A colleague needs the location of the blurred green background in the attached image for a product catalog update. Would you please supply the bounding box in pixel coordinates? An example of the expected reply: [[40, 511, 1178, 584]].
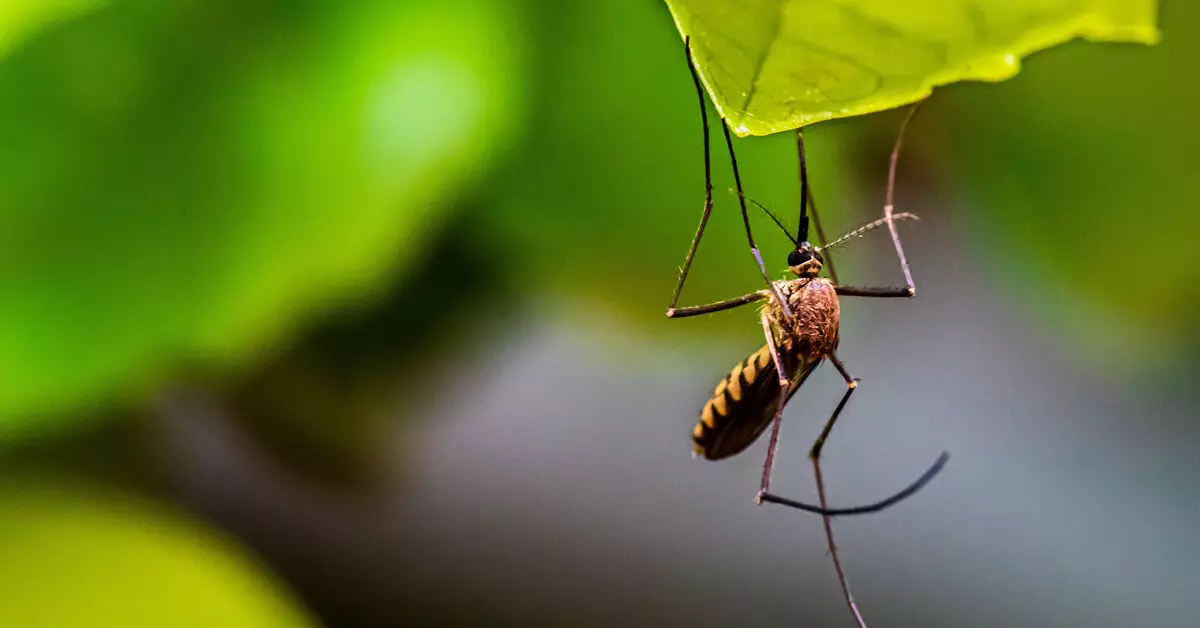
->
[[0, 1, 1196, 627]]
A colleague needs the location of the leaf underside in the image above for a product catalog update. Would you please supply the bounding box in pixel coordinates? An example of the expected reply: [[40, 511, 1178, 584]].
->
[[665, 0, 1159, 136], [0, 0, 104, 59]]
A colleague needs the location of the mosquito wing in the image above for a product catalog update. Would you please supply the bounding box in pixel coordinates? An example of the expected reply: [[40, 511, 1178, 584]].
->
[[692, 344, 818, 461]]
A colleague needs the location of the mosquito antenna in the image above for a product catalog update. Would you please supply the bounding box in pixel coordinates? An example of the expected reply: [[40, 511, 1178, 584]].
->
[[797, 130, 811, 243], [734, 190, 799, 247], [818, 212, 920, 252]]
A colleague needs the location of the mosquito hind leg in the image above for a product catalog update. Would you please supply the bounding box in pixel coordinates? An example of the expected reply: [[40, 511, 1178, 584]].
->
[[756, 349, 950, 517], [753, 349, 948, 515], [811, 352, 868, 628], [751, 322, 951, 518]]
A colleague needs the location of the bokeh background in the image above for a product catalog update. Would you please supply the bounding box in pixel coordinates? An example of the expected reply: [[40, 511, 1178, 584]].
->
[[1, 1, 1196, 627]]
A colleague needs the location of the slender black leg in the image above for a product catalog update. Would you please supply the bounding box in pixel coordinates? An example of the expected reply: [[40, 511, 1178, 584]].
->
[[667, 291, 766, 318], [723, 122, 793, 318], [812, 352, 867, 628], [797, 130, 841, 284], [758, 453, 949, 515], [666, 37, 716, 315], [835, 285, 913, 298], [754, 346, 949, 515], [813, 454, 869, 628], [755, 351, 950, 627], [811, 353, 860, 459], [807, 189, 840, 285]]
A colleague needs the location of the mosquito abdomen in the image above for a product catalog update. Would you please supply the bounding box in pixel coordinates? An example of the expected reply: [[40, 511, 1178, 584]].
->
[[692, 345, 778, 460]]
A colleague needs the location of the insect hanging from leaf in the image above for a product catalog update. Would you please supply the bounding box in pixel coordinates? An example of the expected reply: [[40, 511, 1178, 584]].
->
[[667, 36, 950, 628]]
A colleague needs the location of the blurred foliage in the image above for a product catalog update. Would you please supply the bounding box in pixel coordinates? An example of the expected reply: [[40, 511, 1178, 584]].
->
[[0, 0, 526, 430], [0, 0, 104, 59], [0, 479, 313, 627], [937, 0, 1198, 361], [226, 207, 512, 486], [665, 0, 1159, 134]]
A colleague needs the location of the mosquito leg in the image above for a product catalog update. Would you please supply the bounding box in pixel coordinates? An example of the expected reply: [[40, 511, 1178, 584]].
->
[[835, 285, 913, 298], [758, 453, 949, 515], [667, 37, 716, 314], [796, 130, 841, 285], [812, 352, 859, 459], [756, 311, 790, 501], [723, 123, 793, 319], [881, 100, 925, 295], [808, 190, 839, 285], [757, 351, 950, 515], [754, 345, 948, 515], [813, 456, 869, 628], [667, 290, 767, 319], [811, 351, 867, 628]]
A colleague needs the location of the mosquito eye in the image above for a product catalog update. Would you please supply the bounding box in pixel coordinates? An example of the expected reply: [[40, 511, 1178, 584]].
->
[[787, 250, 808, 267], [814, 250, 824, 264]]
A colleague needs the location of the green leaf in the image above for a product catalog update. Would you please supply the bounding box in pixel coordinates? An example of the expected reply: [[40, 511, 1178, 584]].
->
[[0, 0, 104, 60], [0, 0, 526, 431], [665, 0, 1159, 135], [0, 480, 314, 627]]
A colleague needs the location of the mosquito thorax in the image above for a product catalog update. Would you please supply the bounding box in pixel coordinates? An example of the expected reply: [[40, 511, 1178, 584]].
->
[[787, 244, 824, 277]]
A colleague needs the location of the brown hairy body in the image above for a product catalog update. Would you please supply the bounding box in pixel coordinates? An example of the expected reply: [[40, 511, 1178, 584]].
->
[[771, 277, 841, 359], [692, 277, 840, 460]]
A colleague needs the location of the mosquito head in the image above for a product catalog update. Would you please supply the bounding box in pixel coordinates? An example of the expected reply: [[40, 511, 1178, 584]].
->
[[787, 243, 823, 277]]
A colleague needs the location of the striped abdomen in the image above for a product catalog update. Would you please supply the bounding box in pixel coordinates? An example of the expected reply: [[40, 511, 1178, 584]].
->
[[692, 344, 817, 460]]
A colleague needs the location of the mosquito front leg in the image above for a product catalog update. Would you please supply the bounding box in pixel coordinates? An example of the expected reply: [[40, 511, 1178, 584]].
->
[[666, 37, 716, 314], [722, 123, 793, 319], [666, 290, 767, 319], [667, 36, 790, 319], [806, 188, 839, 285]]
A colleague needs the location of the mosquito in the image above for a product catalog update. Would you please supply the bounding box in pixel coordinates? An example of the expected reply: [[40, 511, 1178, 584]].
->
[[667, 37, 949, 628]]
